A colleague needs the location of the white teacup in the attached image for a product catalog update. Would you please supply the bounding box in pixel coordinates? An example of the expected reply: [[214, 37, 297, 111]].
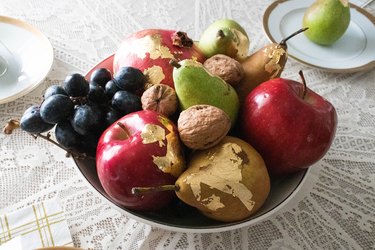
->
[[0, 40, 20, 83], [0, 55, 7, 77], [0, 42, 10, 77]]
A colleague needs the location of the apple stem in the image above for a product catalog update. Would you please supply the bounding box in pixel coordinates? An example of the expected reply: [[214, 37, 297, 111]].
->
[[169, 59, 181, 68], [217, 29, 225, 39], [280, 27, 308, 46], [116, 121, 130, 137], [131, 184, 180, 195], [299, 70, 307, 100]]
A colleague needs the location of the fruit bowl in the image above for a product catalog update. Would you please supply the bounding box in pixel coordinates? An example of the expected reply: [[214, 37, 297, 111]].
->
[[73, 54, 310, 233], [74, 156, 308, 233]]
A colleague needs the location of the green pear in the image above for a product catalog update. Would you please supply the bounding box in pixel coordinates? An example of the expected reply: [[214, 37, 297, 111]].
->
[[198, 19, 249, 61], [303, 0, 350, 45], [171, 59, 239, 125]]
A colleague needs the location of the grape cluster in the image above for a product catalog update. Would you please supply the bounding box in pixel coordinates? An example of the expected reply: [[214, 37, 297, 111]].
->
[[20, 67, 146, 157]]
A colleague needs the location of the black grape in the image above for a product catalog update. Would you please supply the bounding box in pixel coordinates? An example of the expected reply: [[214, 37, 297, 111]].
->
[[70, 104, 104, 135], [113, 66, 145, 91], [76, 131, 101, 156], [105, 80, 119, 99], [63, 73, 89, 97], [111, 90, 142, 116], [90, 68, 112, 88], [40, 94, 74, 124], [104, 107, 122, 127], [55, 120, 83, 151], [87, 82, 107, 104], [20, 105, 55, 133], [44, 85, 68, 99]]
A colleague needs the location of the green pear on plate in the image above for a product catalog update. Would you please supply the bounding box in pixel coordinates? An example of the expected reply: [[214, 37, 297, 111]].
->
[[171, 59, 239, 125], [303, 0, 351, 45]]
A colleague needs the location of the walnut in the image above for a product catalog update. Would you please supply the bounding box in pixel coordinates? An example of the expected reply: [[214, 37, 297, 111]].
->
[[203, 54, 244, 86], [178, 105, 231, 150], [141, 84, 178, 117]]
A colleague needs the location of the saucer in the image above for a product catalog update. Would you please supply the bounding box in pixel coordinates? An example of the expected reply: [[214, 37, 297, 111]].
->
[[0, 16, 53, 104], [263, 0, 375, 72]]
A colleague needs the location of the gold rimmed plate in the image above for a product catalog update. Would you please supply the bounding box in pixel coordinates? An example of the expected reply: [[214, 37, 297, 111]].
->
[[263, 0, 375, 73], [0, 16, 54, 104]]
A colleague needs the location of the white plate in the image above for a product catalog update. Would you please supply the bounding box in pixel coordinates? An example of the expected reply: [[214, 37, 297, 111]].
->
[[263, 0, 375, 72], [0, 16, 53, 104]]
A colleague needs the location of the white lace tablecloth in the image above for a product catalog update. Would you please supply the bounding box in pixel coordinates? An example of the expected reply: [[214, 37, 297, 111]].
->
[[1, 0, 375, 249]]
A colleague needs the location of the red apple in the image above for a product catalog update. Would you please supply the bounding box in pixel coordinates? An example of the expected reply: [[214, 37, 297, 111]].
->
[[96, 110, 185, 211], [113, 29, 206, 89], [239, 71, 337, 177]]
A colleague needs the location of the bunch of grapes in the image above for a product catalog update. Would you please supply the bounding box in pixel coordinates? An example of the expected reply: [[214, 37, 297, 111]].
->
[[20, 67, 146, 157]]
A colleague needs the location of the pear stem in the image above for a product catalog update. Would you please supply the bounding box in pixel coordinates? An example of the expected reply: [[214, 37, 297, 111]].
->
[[298, 70, 307, 100], [117, 121, 130, 137], [132, 184, 179, 196], [280, 27, 309, 46], [217, 29, 225, 39], [169, 59, 181, 68]]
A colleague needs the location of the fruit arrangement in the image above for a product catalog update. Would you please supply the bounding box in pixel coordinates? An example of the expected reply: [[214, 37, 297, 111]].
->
[[13, 18, 338, 223]]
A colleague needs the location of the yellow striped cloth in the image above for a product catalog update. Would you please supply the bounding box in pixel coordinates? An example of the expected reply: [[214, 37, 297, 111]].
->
[[0, 199, 73, 249]]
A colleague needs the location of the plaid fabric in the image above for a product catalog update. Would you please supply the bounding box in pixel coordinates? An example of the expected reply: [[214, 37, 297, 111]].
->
[[0, 199, 73, 249]]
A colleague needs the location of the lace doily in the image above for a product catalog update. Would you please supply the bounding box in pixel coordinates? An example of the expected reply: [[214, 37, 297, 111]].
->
[[1, 0, 374, 249]]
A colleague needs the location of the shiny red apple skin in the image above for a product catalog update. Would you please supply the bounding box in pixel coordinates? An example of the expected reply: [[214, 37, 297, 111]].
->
[[113, 29, 205, 89], [96, 110, 184, 211], [239, 77, 337, 177]]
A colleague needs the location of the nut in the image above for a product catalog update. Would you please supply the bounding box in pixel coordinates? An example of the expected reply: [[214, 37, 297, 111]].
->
[[141, 84, 178, 116], [178, 105, 231, 150], [203, 54, 244, 86]]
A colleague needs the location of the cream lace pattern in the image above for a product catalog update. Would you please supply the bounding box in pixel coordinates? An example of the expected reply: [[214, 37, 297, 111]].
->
[[0, 0, 374, 249]]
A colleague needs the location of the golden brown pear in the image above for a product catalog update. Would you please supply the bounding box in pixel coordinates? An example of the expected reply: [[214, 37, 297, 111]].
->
[[236, 28, 307, 103], [175, 136, 270, 222]]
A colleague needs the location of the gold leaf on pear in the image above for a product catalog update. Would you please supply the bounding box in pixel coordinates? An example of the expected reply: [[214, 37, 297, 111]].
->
[[183, 142, 255, 211], [263, 44, 286, 78]]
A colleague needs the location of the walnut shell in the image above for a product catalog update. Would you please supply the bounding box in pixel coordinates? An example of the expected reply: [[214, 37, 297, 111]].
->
[[203, 54, 244, 86], [141, 84, 178, 116], [178, 105, 231, 150]]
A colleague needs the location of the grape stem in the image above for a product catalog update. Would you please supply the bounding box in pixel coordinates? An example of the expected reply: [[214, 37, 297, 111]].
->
[[30, 132, 95, 160], [70, 96, 87, 106]]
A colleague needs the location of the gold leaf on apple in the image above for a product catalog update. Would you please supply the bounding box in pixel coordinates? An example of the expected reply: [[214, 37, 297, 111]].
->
[[141, 124, 166, 147]]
